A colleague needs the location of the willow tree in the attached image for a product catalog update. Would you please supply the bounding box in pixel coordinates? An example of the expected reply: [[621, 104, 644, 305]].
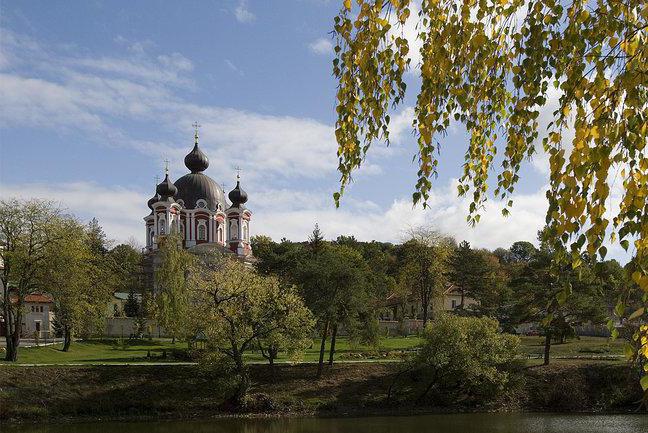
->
[[332, 0, 647, 378]]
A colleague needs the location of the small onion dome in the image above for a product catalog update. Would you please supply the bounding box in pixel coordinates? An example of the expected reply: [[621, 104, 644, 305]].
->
[[184, 143, 209, 173], [228, 179, 248, 207], [147, 192, 161, 210], [156, 173, 177, 199]]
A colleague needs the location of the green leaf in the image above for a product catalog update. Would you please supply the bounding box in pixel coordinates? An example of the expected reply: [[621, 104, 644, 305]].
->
[[640, 375, 648, 391]]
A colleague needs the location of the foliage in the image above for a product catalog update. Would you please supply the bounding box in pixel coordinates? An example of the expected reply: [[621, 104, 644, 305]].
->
[[0, 199, 70, 360], [123, 290, 140, 317], [108, 243, 142, 294], [154, 234, 194, 342], [44, 218, 114, 351], [449, 241, 504, 310], [397, 228, 454, 325], [188, 253, 314, 402], [298, 241, 381, 372], [409, 314, 520, 404], [507, 236, 618, 364], [331, 0, 648, 365]]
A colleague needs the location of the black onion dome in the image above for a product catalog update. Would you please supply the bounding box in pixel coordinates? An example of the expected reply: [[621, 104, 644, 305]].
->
[[147, 192, 161, 210], [156, 173, 177, 199], [184, 143, 209, 173], [228, 180, 248, 207], [174, 172, 226, 210]]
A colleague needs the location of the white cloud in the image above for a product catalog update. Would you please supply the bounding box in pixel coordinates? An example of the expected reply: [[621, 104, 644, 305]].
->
[[0, 182, 147, 245], [0, 179, 544, 253], [256, 179, 548, 250], [234, 0, 256, 23], [308, 38, 334, 55]]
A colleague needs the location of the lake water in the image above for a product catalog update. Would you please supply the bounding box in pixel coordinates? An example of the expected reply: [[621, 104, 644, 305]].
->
[[5, 413, 647, 433]]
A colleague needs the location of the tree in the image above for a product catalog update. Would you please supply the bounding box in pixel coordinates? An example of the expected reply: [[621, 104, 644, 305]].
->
[[44, 219, 95, 351], [123, 290, 140, 318], [188, 253, 313, 403], [0, 199, 69, 361], [298, 243, 379, 376], [154, 234, 194, 343], [403, 315, 520, 405], [308, 223, 325, 252], [251, 235, 306, 281], [50, 218, 115, 351], [397, 228, 454, 326], [331, 0, 648, 364], [508, 239, 610, 365], [449, 241, 482, 308], [108, 243, 142, 294]]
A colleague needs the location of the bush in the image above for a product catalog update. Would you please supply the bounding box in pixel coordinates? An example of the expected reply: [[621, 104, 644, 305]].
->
[[411, 314, 520, 406]]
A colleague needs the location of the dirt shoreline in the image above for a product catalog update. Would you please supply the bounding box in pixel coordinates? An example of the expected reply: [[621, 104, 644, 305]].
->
[[0, 362, 643, 425]]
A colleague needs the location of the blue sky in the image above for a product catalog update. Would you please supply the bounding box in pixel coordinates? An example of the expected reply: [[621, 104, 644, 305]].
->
[[0, 0, 628, 260]]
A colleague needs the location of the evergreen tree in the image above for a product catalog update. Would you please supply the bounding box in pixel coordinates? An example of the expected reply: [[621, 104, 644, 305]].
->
[[123, 290, 140, 317], [308, 223, 325, 252]]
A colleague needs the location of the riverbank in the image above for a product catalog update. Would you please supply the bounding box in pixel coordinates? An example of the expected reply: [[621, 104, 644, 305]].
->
[[0, 361, 643, 424]]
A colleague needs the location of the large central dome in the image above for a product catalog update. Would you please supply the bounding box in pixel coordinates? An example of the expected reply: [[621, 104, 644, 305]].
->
[[174, 141, 226, 210]]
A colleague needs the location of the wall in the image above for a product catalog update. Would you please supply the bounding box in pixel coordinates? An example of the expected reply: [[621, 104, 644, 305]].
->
[[104, 317, 167, 338]]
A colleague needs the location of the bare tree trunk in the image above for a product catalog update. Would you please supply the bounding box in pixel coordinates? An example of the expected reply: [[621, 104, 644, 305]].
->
[[4, 309, 20, 362], [231, 350, 249, 407], [460, 289, 465, 309], [422, 296, 429, 328], [543, 330, 552, 366], [268, 345, 278, 380], [328, 323, 338, 366], [317, 320, 329, 378], [62, 325, 72, 352]]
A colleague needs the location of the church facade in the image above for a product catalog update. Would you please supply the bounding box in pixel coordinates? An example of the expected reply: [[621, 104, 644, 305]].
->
[[143, 130, 252, 258]]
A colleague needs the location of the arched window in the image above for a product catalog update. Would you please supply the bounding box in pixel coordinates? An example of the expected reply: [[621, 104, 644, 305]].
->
[[243, 221, 249, 241], [197, 223, 206, 241], [218, 226, 223, 243], [159, 217, 166, 235]]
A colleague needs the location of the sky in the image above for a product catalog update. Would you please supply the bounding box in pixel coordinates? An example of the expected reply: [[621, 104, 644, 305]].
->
[[0, 1, 629, 261]]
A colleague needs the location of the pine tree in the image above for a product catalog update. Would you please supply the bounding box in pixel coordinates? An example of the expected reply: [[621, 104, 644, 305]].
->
[[308, 223, 325, 252], [124, 290, 140, 317]]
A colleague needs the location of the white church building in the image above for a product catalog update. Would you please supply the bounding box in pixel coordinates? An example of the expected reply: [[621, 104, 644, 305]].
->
[[143, 128, 252, 258]]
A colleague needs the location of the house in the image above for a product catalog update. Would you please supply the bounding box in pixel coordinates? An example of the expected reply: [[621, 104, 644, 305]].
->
[[442, 285, 479, 311], [0, 292, 55, 339], [381, 284, 479, 321], [378, 285, 479, 335]]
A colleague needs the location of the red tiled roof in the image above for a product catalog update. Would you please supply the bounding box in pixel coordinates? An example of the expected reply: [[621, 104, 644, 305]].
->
[[9, 293, 54, 304]]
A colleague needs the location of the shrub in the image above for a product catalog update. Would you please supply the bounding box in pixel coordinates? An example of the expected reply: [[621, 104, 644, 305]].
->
[[411, 314, 520, 405]]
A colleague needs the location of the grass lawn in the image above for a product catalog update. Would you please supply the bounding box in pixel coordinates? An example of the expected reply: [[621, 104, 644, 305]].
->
[[518, 335, 625, 358], [0, 336, 424, 365], [0, 334, 625, 365]]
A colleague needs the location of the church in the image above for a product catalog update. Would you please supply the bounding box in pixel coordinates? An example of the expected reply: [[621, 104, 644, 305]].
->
[[143, 127, 252, 258]]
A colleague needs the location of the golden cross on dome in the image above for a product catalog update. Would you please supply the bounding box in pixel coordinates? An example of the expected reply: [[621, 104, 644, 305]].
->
[[234, 166, 242, 180], [164, 159, 170, 174], [192, 121, 201, 143]]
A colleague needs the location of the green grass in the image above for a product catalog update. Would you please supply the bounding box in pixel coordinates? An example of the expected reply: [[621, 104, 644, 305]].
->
[[0, 339, 183, 364], [0, 336, 423, 365], [518, 335, 625, 358], [0, 335, 624, 365]]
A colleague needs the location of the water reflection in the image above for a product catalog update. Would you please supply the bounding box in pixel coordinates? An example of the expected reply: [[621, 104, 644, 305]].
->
[[5, 413, 647, 433]]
